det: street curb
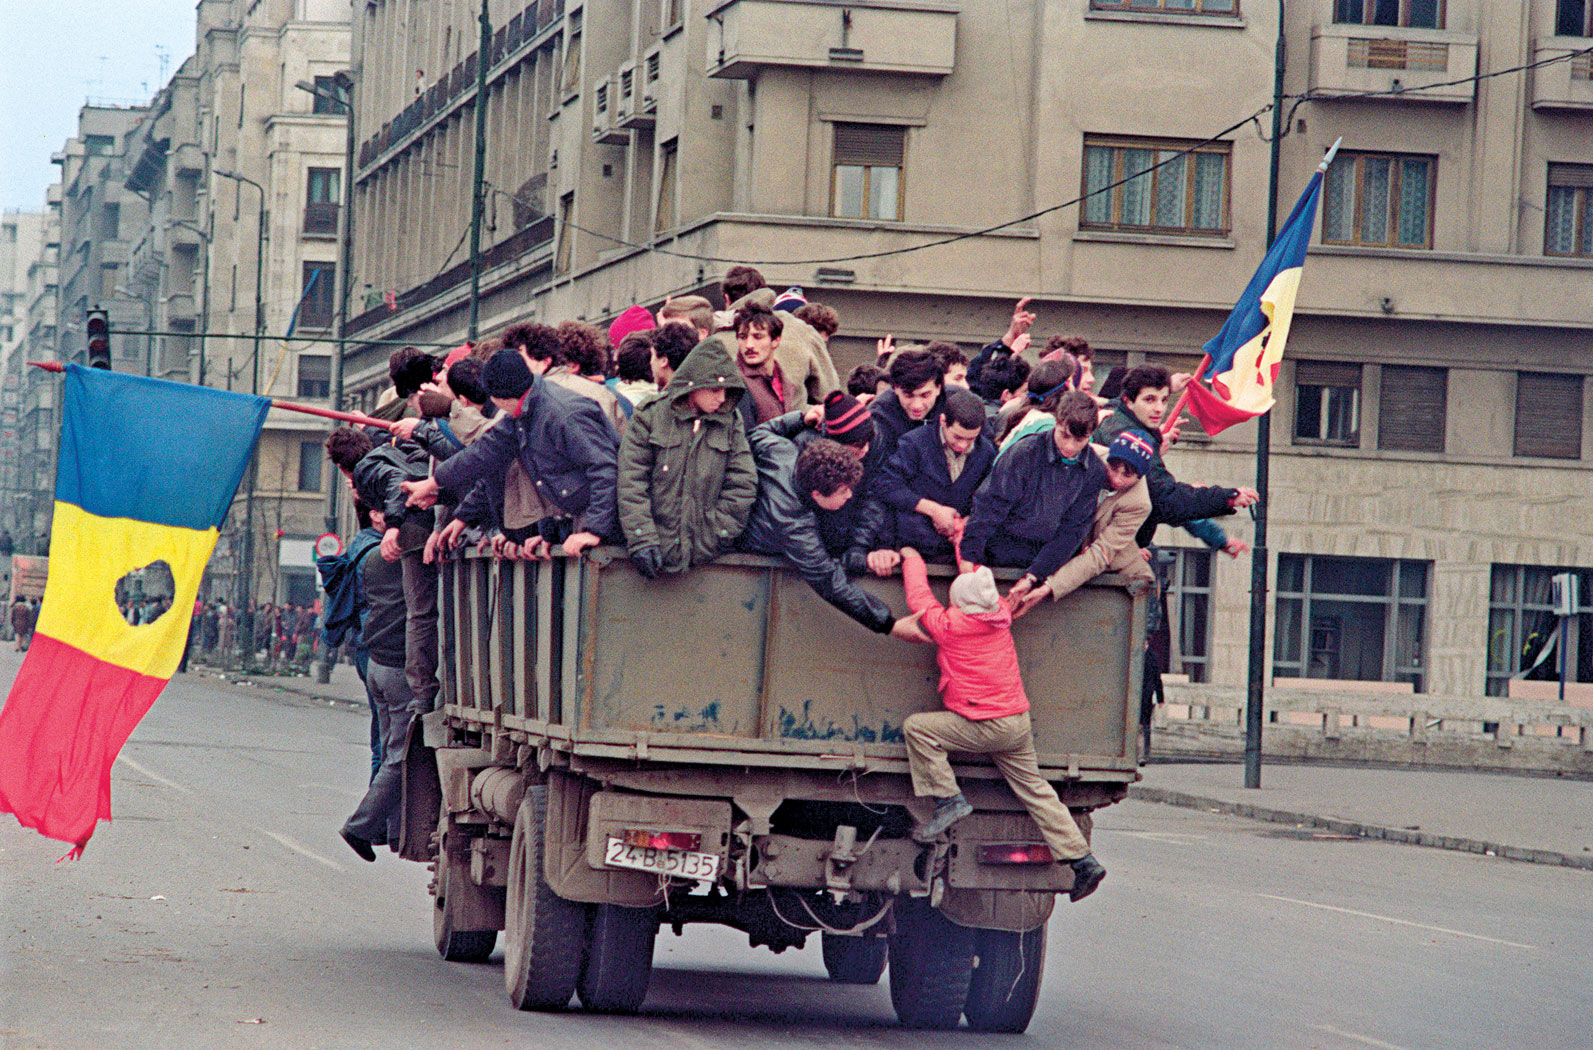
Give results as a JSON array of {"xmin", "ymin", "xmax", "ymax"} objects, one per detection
[
  {"xmin": 194, "ymin": 668, "xmax": 367, "ymax": 712},
  {"xmin": 1127, "ymin": 785, "xmax": 1593, "ymax": 872}
]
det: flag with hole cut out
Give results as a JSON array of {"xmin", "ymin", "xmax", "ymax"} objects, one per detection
[{"xmin": 0, "ymin": 365, "xmax": 267, "ymax": 855}]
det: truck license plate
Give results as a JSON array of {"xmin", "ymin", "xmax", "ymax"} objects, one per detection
[{"xmin": 604, "ymin": 837, "xmax": 721, "ymax": 881}]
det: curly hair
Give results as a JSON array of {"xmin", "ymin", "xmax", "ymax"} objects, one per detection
[
  {"xmin": 1044, "ymin": 334, "xmax": 1092, "ymax": 362},
  {"xmin": 502, "ymin": 322, "xmax": 562, "ymax": 363},
  {"xmin": 555, "ymin": 320, "xmax": 611, "ymax": 378},
  {"xmin": 793, "ymin": 302, "xmax": 840, "ymax": 338},
  {"xmin": 793, "ymin": 438, "xmax": 863, "ymax": 499},
  {"xmin": 324, "ymin": 426, "xmax": 374, "ymax": 472},
  {"xmin": 468, "ymin": 335, "xmax": 506, "ymax": 362},
  {"xmin": 388, "ymin": 346, "xmax": 440, "ymax": 398}
]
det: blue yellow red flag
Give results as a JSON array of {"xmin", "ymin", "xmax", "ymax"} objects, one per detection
[
  {"xmin": 1185, "ymin": 141, "xmax": 1339, "ymax": 434},
  {"xmin": 0, "ymin": 365, "xmax": 267, "ymax": 854}
]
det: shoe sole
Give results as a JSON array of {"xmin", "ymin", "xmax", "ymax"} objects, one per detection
[
  {"xmin": 910, "ymin": 805, "xmax": 973, "ymax": 843},
  {"xmin": 1069, "ymin": 868, "xmax": 1105, "ymax": 902}
]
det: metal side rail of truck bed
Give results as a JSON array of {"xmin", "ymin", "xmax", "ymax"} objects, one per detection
[{"xmin": 402, "ymin": 547, "xmax": 1148, "ymax": 1030}]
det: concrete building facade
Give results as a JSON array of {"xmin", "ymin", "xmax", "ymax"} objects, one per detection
[
  {"xmin": 341, "ymin": 0, "xmax": 1593, "ymax": 702},
  {"xmin": 0, "ymin": 210, "xmax": 47, "ymax": 552}
]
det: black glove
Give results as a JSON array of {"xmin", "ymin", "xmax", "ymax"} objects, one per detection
[
  {"xmin": 535, "ymin": 515, "xmax": 575, "ymax": 545},
  {"xmin": 841, "ymin": 547, "xmax": 868, "ymax": 575},
  {"xmin": 631, "ymin": 545, "xmax": 664, "ymax": 580}
]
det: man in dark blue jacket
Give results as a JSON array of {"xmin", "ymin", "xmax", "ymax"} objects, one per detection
[
  {"xmin": 403, "ymin": 350, "xmax": 620, "ymax": 559},
  {"xmin": 961, "ymin": 391, "xmax": 1107, "ymax": 586},
  {"xmin": 868, "ymin": 347, "xmax": 945, "ymax": 466},
  {"xmin": 861, "ymin": 388, "xmax": 995, "ymax": 574}
]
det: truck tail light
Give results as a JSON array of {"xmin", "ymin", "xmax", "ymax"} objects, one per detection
[
  {"xmin": 623, "ymin": 829, "xmax": 702, "ymax": 851},
  {"xmin": 977, "ymin": 842, "xmax": 1053, "ymax": 865}
]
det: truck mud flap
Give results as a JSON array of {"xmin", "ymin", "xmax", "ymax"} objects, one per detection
[
  {"xmin": 397, "ymin": 713, "xmax": 442, "ymax": 862},
  {"xmin": 543, "ymin": 772, "xmax": 665, "ymax": 907},
  {"xmin": 936, "ymin": 888, "xmax": 1054, "ymax": 933}
]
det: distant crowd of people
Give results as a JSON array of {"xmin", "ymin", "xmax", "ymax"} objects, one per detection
[{"xmin": 310, "ymin": 264, "xmax": 1260, "ymax": 896}]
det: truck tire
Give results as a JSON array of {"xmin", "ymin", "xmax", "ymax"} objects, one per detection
[
  {"xmin": 504, "ymin": 787, "xmax": 587, "ymax": 1011},
  {"xmin": 432, "ymin": 842, "xmax": 498, "ymax": 963},
  {"xmin": 888, "ymin": 897, "xmax": 976, "ymax": 1029},
  {"xmin": 963, "ymin": 924, "xmax": 1047, "ymax": 1033},
  {"xmin": 577, "ymin": 904, "xmax": 657, "ymax": 1013},
  {"xmin": 821, "ymin": 932, "xmax": 887, "ymax": 984}
]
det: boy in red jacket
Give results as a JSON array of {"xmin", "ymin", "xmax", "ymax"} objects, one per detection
[{"xmin": 898, "ymin": 547, "xmax": 1107, "ymax": 901}]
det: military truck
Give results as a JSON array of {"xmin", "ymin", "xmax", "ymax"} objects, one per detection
[{"xmin": 401, "ymin": 548, "xmax": 1146, "ymax": 1032}]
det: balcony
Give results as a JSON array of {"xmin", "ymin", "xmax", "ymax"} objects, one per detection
[
  {"xmin": 705, "ymin": 0, "xmax": 958, "ymax": 80},
  {"xmin": 303, "ymin": 201, "xmax": 340, "ymax": 237},
  {"xmin": 1309, "ymin": 23, "xmax": 1479, "ymax": 104},
  {"xmin": 1530, "ymin": 37, "xmax": 1593, "ymax": 111}
]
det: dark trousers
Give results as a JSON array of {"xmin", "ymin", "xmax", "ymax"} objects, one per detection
[
  {"xmin": 980, "ymin": 533, "xmax": 1045, "ymax": 571},
  {"xmin": 343, "ymin": 661, "xmax": 417, "ymax": 845},
  {"xmin": 400, "ymin": 548, "xmax": 439, "ymax": 712}
]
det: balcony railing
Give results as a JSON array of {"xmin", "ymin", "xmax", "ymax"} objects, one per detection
[
  {"xmin": 303, "ymin": 202, "xmax": 340, "ymax": 237},
  {"xmin": 1530, "ymin": 38, "xmax": 1593, "ymax": 111}
]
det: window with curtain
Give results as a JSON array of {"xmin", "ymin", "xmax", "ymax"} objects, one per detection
[
  {"xmin": 1165, "ymin": 548, "xmax": 1215, "ymax": 683},
  {"xmin": 299, "ymin": 262, "xmax": 335, "ymax": 329},
  {"xmin": 1294, "ymin": 361, "xmax": 1362, "ymax": 446},
  {"xmin": 1321, "ymin": 151, "xmax": 1434, "ymax": 249},
  {"xmin": 1081, "ymin": 135, "xmax": 1230, "ymax": 236},
  {"xmin": 1274, "ymin": 554, "xmax": 1429, "ymax": 690},
  {"xmin": 832, "ymin": 123, "xmax": 906, "ymax": 222},
  {"xmin": 312, "ymin": 75, "xmax": 349, "ymax": 115},
  {"xmin": 1333, "ymin": 0, "xmax": 1442, "ymax": 28},
  {"xmin": 1545, "ymin": 164, "xmax": 1593, "ymax": 258},
  {"xmin": 1486, "ymin": 565, "xmax": 1593, "ymax": 696},
  {"xmin": 1090, "ymin": 0, "xmax": 1238, "ymax": 12},
  {"xmin": 297, "ymin": 354, "xmax": 330, "ymax": 399},
  {"xmin": 298, "ymin": 441, "xmax": 324, "ymax": 492}
]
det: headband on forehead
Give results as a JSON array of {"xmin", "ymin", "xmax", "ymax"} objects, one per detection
[{"xmin": 1028, "ymin": 378, "xmax": 1073, "ymax": 404}]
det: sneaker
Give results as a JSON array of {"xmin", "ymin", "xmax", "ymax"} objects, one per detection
[
  {"xmin": 1067, "ymin": 853, "xmax": 1106, "ymax": 902},
  {"xmin": 912, "ymin": 793, "xmax": 974, "ymax": 842},
  {"xmin": 340, "ymin": 828, "xmax": 377, "ymax": 862}
]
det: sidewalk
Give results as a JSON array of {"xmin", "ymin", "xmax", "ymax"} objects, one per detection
[
  {"xmin": 1133, "ymin": 761, "xmax": 1593, "ymax": 871},
  {"xmin": 192, "ymin": 661, "xmax": 369, "ymax": 709}
]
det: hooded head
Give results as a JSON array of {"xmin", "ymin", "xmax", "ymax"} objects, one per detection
[
  {"xmin": 664, "ymin": 335, "xmax": 746, "ymax": 416},
  {"xmin": 949, "ymin": 565, "xmax": 1001, "ymax": 615}
]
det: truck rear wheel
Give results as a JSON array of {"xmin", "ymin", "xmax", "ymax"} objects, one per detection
[
  {"xmin": 432, "ymin": 839, "xmax": 499, "ymax": 962},
  {"xmin": 504, "ymin": 787, "xmax": 587, "ymax": 1011},
  {"xmin": 888, "ymin": 897, "xmax": 976, "ymax": 1029},
  {"xmin": 821, "ymin": 932, "xmax": 887, "ymax": 984},
  {"xmin": 577, "ymin": 904, "xmax": 657, "ymax": 1013},
  {"xmin": 963, "ymin": 923, "xmax": 1047, "ymax": 1033}
]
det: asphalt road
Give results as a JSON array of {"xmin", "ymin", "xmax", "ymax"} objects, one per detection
[{"xmin": 1, "ymin": 649, "xmax": 1588, "ymax": 1050}]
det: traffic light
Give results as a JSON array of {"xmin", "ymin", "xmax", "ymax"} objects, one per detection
[{"xmin": 86, "ymin": 308, "xmax": 111, "ymax": 370}]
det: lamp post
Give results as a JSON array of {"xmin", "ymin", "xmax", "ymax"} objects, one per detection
[
  {"xmin": 215, "ymin": 168, "xmax": 267, "ymax": 613},
  {"xmin": 168, "ymin": 217, "xmax": 211, "ymax": 387}
]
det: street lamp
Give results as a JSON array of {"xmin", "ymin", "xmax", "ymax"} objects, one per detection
[
  {"xmin": 215, "ymin": 168, "xmax": 267, "ymax": 614},
  {"xmin": 168, "ymin": 217, "xmax": 212, "ymax": 388}
]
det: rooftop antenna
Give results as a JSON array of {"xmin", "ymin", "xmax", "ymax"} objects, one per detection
[{"xmin": 156, "ymin": 45, "xmax": 170, "ymax": 86}]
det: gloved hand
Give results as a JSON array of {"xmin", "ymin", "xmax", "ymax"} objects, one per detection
[
  {"xmin": 841, "ymin": 547, "xmax": 869, "ymax": 575},
  {"xmin": 631, "ymin": 545, "xmax": 664, "ymax": 580}
]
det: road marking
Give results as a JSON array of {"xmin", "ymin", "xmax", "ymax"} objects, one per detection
[
  {"xmin": 114, "ymin": 755, "xmax": 194, "ymax": 795},
  {"xmin": 1111, "ymin": 831, "xmax": 1208, "ymax": 845},
  {"xmin": 259, "ymin": 829, "xmax": 347, "ymax": 873},
  {"xmin": 1311, "ymin": 1023, "xmax": 1412, "ymax": 1050},
  {"xmin": 1259, "ymin": 894, "xmax": 1536, "ymax": 950}
]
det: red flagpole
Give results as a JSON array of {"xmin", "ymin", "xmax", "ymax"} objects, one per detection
[
  {"xmin": 30, "ymin": 361, "xmax": 393, "ymax": 431},
  {"xmin": 1162, "ymin": 354, "xmax": 1211, "ymax": 434}
]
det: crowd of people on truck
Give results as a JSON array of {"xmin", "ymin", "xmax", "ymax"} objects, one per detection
[{"xmin": 314, "ymin": 268, "xmax": 1261, "ymax": 899}]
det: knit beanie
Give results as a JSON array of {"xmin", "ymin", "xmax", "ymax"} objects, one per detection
[
  {"xmin": 773, "ymin": 286, "xmax": 807, "ymax": 313},
  {"xmin": 443, "ymin": 342, "xmax": 473, "ymax": 369},
  {"xmin": 483, "ymin": 349, "xmax": 533, "ymax": 400},
  {"xmin": 1107, "ymin": 429, "xmax": 1157, "ymax": 477},
  {"xmin": 607, "ymin": 304, "xmax": 656, "ymax": 347},
  {"xmin": 821, "ymin": 389, "xmax": 874, "ymax": 448},
  {"xmin": 949, "ymin": 566, "xmax": 1001, "ymax": 614}
]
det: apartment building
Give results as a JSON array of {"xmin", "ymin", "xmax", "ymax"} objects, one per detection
[
  {"xmin": 0, "ymin": 211, "xmax": 47, "ymax": 550},
  {"xmin": 342, "ymin": 0, "xmax": 1593, "ymax": 701},
  {"xmin": 10, "ymin": 192, "xmax": 62, "ymax": 555}
]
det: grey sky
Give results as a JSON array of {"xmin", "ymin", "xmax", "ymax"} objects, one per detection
[{"xmin": 0, "ymin": 0, "xmax": 196, "ymax": 211}]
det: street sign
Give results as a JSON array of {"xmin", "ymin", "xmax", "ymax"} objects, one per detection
[{"xmin": 314, "ymin": 532, "xmax": 344, "ymax": 559}]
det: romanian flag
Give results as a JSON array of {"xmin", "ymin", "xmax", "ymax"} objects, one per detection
[
  {"xmin": 1183, "ymin": 142, "xmax": 1338, "ymax": 435},
  {"xmin": 0, "ymin": 365, "xmax": 267, "ymax": 854}
]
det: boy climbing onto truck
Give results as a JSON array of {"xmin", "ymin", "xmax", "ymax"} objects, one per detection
[{"xmin": 896, "ymin": 546, "xmax": 1108, "ymax": 902}]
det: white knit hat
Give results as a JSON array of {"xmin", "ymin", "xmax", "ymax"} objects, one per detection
[{"xmin": 949, "ymin": 566, "xmax": 1000, "ymax": 614}]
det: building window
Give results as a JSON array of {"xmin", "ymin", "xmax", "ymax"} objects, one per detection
[
  {"xmin": 1557, "ymin": 0, "xmax": 1591, "ymax": 36},
  {"xmin": 1545, "ymin": 164, "xmax": 1593, "ymax": 258},
  {"xmin": 1514, "ymin": 372, "xmax": 1583, "ymax": 460},
  {"xmin": 1274, "ymin": 554, "xmax": 1429, "ymax": 690},
  {"xmin": 298, "ymin": 262, "xmax": 335, "ymax": 329},
  {"xmin": 561, "ymin": 17, "xmax": 583, "ymax": 95},
  {"xmin": 85, "ymin": 134, "xmax": 115, "ymax": 156},
  {"xmin": 1081, "ymin": 135, "xmax": 1231, "ymax": 236},
  {"xmin": 297, "ymin": 354, "xmax": 331, "ymax": 399},
  {"xmin": 1091, "ymin": 0, "xmax": 1238, "ymax": 12},
  {"xmin": 297, "ymin": 441, "xmax": 324, "ymax": 492},
  {"xmin": 1164, "ymin": 548, "xmax": 1215, "ymax": 683},
  {"xmin": 1333, "ymin": 0, "xmax": 1442, "ymax": 28},
  {"xmin": 304, "ymin": 168, "xmax": 341, "ymax": 236},
  {"xmin": 1378, "ymin": 364, "xmax": 1447, "ymax": 452},
  {"xmin": 655, "ymin": 139, "xmax": 678, "ymax": 234},
  {"xmin": 555, "ymin": 192, "xmax": 575, "ymax": 274},
  {"xmin": 663, "ymin": 0, "xmax": 684, "ymax": 30},
  {"xmin": 1486, "ymin": 565, "xmax": 1593, "ymax": 697},
  {"xmin": 1322, "ymin": 151, "xmax": 1434, "ymax": 249},
  {"xmin": 1293, "ymin": 361, "xmax": 1361, "ymax": 446},
  {"xmin": 312, "ymin": 75, "xmax": 350, "ymax": 115},
  {"xmin": 832, "ymin": 123, "xmax": 905, "ymax": 222}
]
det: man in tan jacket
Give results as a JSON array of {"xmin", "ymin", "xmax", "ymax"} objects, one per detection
[
  {"xmin": 1009, "ymin": 429, "xmax": 1156, "ymax": 613},
  {"xmin": 713, "ymin": 265, "xmax": 840, "ymax": 410}
]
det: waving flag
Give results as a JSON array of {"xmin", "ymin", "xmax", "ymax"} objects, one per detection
[
  {"xmin": 0, "ymin": 366, "xmax": 267, "ymax": 854},
  {"xmin": 1183, "ymin": 141, "xmax": 1340, "ymax": 435}
]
